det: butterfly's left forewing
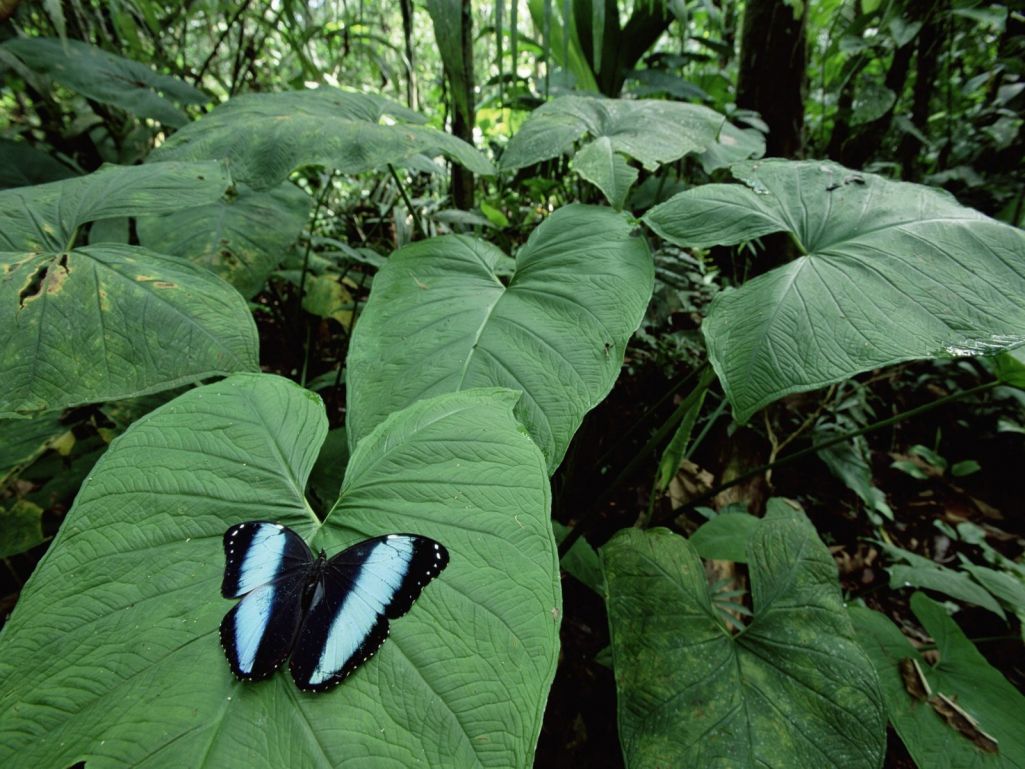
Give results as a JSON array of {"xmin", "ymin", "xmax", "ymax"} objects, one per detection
[{"xmin": 289, "ymin": 534, "xmax": 449, "ymax": 692}]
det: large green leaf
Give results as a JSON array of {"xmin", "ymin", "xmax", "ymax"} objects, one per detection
[
  {"xmin": 150, "ymin": 88, "xmax": 494, "ymax": 189},
  {"xmin": 0, "ymin": 138, "xmax": 76, "ymax": 189},
  {"xmin": 851, "ymin": 594, "xmax": 1025, "ymax": 768},
  {"xmin": 0, "ymin": 163, "xmax": 259, "ymax": 416},
  {"xmin": 1, "ymin": 37, "xmax": 205, "ymax": 128},
  {"xmin": 0, "ymin": 375, "xmax": 560, "ymax": 769},
  {"xmin": 0, "ymin": 161, "xmax": 231, "ymax": 252},
  {"xmin": 0, "ymin": 413, "xmax": 65, "ymax": 484},
  {"xmin": 499, "ymin": 95, "xmax": 725, "ymax": 172},
  {"xmin": 346, "ymin": 204, "xmax": 654, "ymax": 472},
  {"xmin": 137, "ymin": 182, "xmax": 312, "ymax": 298},
  {"xmin": 644, "ymin": 159, "xmax": 1025, "ymax": 422},
  {"xmin": 601, "ymin": 503, "xmax": 885, "ymax": 769}
]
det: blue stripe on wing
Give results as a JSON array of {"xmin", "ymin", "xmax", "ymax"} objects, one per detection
[
  {"xmin": 221, "ymin": 521, "xmax": 312, "ymax": 598},
  {"xmin": 220, "ymin": 573, "xmax": 307, "ymax": 681},
  {"xmin": 289, "ymin": 535, "xmax": 449, "ymax": 692}
]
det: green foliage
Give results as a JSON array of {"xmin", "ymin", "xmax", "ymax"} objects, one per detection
[
  {"xmin": 687, "ymin": 509, "xmax": 761, "ymax": 563},
  {"xmin": 1, "ymin": 37, "xmax": 206, "ymax": 128},
  {"xmin": 347, "ymin": 204, "xmax": 654, "ymax": 472},
  {"xmin": 601, "ymin": 501, "xmax": 886, "ymax": 769},
  {"xmin": 2, "ymin": 3, "xmax": 1025, "ymax": 766},
  {"xmin": 852, "ymin": 593, "xmax": 1025, "ymax": 767},
  {"xmin": 150, "ymin": 88, "xmax": 494, "ymax": 189},
  {"xmin": 0, "ymin": 162, "xmax": 259, "ymax": 417},
  {"xmin": 645, "ymin": 159, "xmax": 1025, "ymax": 423},
  {"xmin": 0, "ymin": 376, "xmax": 559, "ymax": 768},
  {"xmin": 499, "ymin": 95, "xmax": 748, "ymax": 205},
  {"xmin": 137, "ymin": 183, "xmax": 312, "ymax": 299},
  {"xmin": 0, "ymin": 138, "xmax": 76, "ymax": 189}
]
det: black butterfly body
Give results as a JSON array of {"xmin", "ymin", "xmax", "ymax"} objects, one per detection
[{"xmin": 219, "ymin": 521, "xmax": 448, "ymax": 692}]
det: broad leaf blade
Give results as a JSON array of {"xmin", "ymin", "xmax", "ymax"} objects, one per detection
[
  {"xmin": 1, "ymin": 245, "xmax": 259, "ymax": 416},
  {"xmin": 0, "ymin": 161, "xmax": 231, "ymax": 252},
  {"xmin": 644, "ymin": 159, "xmax": 1025, "ymax": 423},
  {"xmin": 0, "ymin": 162, "xmax": 256, "ymax": 416},
  {"xmin": 151, "ymin": 88, "xmax": 494, "ymax": 189},
  {"xmin": 1, "ymin": 37, "xmax": 205, "ymax": 127},
  {"xmin": 851, "ymin": 595, "xmax": 1025, "ymax": 767},
  {"xmin": 0, "ymin": 376, "xmax": 559, "ymax": 768},
  {"xmin": 500, "ymin": 95, "xmax": 725, "ymax": 172},
  {"xmin": 601, "ymin": 503, "xmax": 885, "ymax": 769},
  {"xmin": 572, "ymin": 137, "xmax": 638, "ymax": 210},
  {"xmin": 346, "ymin": 204, "xmax": 654, "ymax": 472},
  {"xmin": 137, "ymin": 183, "xmax": 312, "ymax": 298},
  {"xmin": 0, "ymin": 138, "xmax": 76, "ymax": 190}
]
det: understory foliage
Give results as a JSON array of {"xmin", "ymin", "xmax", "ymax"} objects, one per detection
[{"xmin": 1, "ymin": 1, "xmax": 1024, "ymax": 768}]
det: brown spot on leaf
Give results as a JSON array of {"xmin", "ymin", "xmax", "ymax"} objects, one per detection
[
  {"xmin": 153, "ymin": 281, "xmax": 176, "ymax": 289},
  {"xmin": 928, "ymin": 692, "xmax": 999, "ymax": 753}
]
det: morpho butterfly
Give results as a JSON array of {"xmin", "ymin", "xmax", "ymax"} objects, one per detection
[{"xmin": 220, "ymin": 521, "xmax": 448, "ymax": 692}]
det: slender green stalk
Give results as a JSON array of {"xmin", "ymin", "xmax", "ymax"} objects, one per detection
[
  {"xmin": 656, "ymin": 379, "xmax": 1001, "ymax": 522},
  {"xmin": 299, "ymin": 322, "xmax": 313, "ymax": 388},
  {"xmin": 388, "ymin": 163, "xmax": 427, "ymax": 239},
  {"xmin": 559, "ymin": 364, "xmax": 715, "ymax": 556}
]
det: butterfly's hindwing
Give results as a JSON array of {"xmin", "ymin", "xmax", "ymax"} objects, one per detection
[
  {"xmin": 221, "ymin": 521, "xmax": 313, "ymax": 598},
  {"xmin": 220, "ymin": 573, "xmax": 307, "ymax": 681},
  {"xmin": 288, "ymin": 534, "xmax": 449, "ymax": 691}
]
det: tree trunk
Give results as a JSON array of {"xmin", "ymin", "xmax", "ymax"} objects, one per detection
[
  {"xmin": 736, "ymin": 0, "xmax": 807, "ymax": 158},
  {"xmin": 898, "ymin": 13, "xmax": 942, "ymax": 178},
  {"xmin": 399, "ymin": 0, "xmax": 418, "ymax": 111},
  {"xmin": 449, "ymin": 0, "xmax": 475, "ymax": 210}
]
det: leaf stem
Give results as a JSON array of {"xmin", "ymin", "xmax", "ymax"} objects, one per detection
[
  {"xmin": 388, "ymin": 163, "xmax": 427, "ymax": 240},
  {"xmin": 558, "ymin": 364, "xmax": 715, "ymax": 557},
  {"xmin": 656, "ymin": 379, "xmax": 1000, "ymax": 521}
]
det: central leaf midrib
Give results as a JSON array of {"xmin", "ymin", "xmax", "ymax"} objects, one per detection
[{"xmin": 454, "ymin": 283, "xmax": 506, "ymax": 391}]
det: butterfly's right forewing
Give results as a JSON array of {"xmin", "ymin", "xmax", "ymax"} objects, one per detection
[
  {"xmin": 221, "ymin": 521, "xmax": 313, "ymax": 598},
  {"xmin": 219, "ymin": 521, "xmax": 314, "ymax": 682}
]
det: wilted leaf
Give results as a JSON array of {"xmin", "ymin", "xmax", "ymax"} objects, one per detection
[
  {"xmin": 302, "ymin": 273, "xmax": 355, "ymax": 328},
  {"xmin": 851, "ymin": 593, "xmax": 1025, "ymax": 768}
]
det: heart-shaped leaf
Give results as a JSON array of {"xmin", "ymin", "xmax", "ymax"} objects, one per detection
[
  {"xmin": 643, "ymin": 159, "xmax": 1025, "ymax": 423},
  {"xmin": 601, "ymin": 502, "xmax": 886, "ymax": 769},
  {"xmin": 499, "ymin": 95, "xmax": 726, "ymax": 172},
  {"xmin": 345, "ymin": 204, "xmax": 654, "ymax": 472},
  {"xmin": 0, "ymin": 375, "xmax": 560, "ymax": 769},
  {"xmin": 0, "ymin": 162, "xmax": 259, "ymax": 416},
  {"xmin": 150, "ymin": 88, "xmax": 495, "ymax": 189},
  {"xmin": 137, "ymin": 182, "xmax": 312, "ymax": 298},
  {"xmin": 851, "ymin": 593, "xmax": 1025, "ymax": 767},
  {"xmin": 1, "ymin": 37, "xmax": 205, "ymax": 127}
]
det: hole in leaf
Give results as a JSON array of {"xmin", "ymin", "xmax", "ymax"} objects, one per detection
[{"xmin": 17, "ymin": 263, "xmax": 49, "ymax": 307}]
